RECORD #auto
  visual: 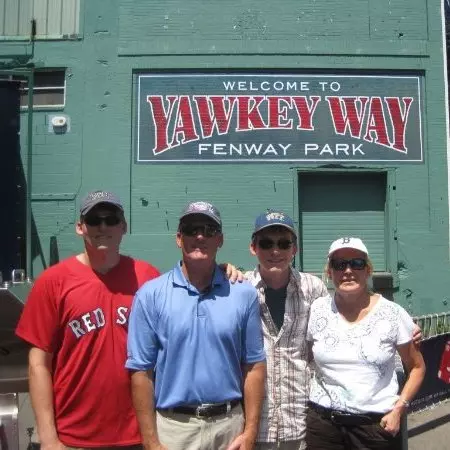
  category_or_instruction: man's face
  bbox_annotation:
[250,227,297,274]
[176,214,223,264]
[76,204,127,252]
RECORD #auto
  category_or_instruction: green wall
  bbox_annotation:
[12,0,450,314]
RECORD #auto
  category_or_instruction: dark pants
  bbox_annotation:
[305,408,402,450]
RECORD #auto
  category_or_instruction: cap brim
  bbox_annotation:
[82,201,123,216]
[179,212,221,226]
[328,246,368,257]
[253,223,297,236]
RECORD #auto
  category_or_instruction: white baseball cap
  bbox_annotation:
[328,237,369,257]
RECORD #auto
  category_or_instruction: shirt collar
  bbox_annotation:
[172,261,227,292]
[249,265,301,293]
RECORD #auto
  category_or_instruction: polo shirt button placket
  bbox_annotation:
[197,294,207,318]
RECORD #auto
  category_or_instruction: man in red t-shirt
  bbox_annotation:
[16,191,161,450]
[16,191,242,450]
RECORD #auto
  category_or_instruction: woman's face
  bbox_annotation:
[328,248,370,295]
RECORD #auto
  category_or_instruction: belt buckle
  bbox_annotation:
[330,411,345,425]
[195,405,208,418]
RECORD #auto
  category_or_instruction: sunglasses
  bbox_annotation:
[83,215,121,227]
[257,238,294,250]
[180,223,221,238]
[330,258,367,271]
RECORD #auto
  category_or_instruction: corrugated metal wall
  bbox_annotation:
[0,0,80,38]
[299,172,387,273]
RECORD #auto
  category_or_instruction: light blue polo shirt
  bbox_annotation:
[126,261,265,409]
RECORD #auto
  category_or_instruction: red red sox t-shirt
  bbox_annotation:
[16,255,160,447]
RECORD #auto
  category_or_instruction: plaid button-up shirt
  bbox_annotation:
[246,267,328,444]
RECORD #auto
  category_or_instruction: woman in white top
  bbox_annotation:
[306,237,425,450]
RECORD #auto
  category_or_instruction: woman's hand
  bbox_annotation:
[380,407,403,436]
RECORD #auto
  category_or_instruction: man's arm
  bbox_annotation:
[127,287,165,449]
[218,263,244,283]
[28,347,65,450]
[130,370,166,450]
[227,361,266,450]
[243,361,266,444]
[227,288,265,450]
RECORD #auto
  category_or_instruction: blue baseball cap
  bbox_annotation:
[253,210,297,236]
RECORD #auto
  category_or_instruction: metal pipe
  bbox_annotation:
[26,69,34,278]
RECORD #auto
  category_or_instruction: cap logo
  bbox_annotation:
[88,191,113,201]
[188,201,215,214]
[266,212,285,221]
[341,237,351,244]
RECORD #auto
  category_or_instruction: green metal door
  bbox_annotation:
[298,171,387,273]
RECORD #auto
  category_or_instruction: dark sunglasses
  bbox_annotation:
[180,223,221,238]
[83,215,121,227]
[330,258,367,271]
[257,238,294,250]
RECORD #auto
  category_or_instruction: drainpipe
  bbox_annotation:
[25,69,34,279]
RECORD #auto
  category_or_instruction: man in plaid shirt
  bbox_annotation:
[245,210,328,450]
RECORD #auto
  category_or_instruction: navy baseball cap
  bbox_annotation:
[253,210,297,236]
[80,190,124,216]
[179,201,222,227]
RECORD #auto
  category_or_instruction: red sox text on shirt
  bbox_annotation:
[68,306,129,338]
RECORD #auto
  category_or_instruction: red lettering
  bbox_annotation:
[292,96,321,130]
[364,97,390,147]
[233,96,266,131]
[385,97,413,153]
[267,96,293,129]
[327,96,369,138]
[170,96,199,148]
[147,95,177,154]
[193,96,236,138]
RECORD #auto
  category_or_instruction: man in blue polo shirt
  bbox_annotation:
[126,201,266,450]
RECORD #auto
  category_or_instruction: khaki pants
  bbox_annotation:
[157,403,244,450]
[255,440,305,450]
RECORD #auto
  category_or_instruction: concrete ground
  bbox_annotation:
[408,399,450,450]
